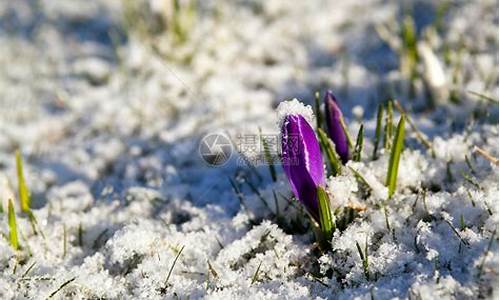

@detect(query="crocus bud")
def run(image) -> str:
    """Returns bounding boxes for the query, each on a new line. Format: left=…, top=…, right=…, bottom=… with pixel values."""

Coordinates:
left=281, top=114, right=325, bottom=221
left=324, top=91, right=349, bottom=163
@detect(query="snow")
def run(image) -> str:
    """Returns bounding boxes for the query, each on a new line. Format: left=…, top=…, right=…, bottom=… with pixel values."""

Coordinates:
left=276, top=98, right=316, bottom=131
left=0, top=0, right=498, bottom=299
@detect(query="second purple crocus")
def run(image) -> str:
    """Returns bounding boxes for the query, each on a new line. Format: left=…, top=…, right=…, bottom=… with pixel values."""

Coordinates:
left=281, top=114, right=325, bottom=221
left=324, top=91, right=349, bottom=163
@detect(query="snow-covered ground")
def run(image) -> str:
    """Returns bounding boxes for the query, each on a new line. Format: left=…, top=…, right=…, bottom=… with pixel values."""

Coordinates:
left=0, top=0, right=498, bottom=299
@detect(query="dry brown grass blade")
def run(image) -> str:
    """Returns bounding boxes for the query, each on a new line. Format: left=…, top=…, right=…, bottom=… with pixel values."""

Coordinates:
left=473, top=146, right=499, bottom=166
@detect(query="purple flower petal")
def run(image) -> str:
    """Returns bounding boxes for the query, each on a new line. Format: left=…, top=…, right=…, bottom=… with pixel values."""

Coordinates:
left=281, top=114, right=325, bottom=220
left=324, top=91, right=349, bottom=163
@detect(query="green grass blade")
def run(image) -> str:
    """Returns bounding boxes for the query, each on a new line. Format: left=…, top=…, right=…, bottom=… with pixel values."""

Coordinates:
left=164, top=245, right=185, bottom=287
left=314, top=91, right=323, bottom=130
left=393, top=100, right=435, bottom=157
left=461, top=172, right=481, bottom=190
left=348, top=167, right=372, bottom=192
left=8, top=199, right=19, bottom=250
left=386, top=115, right=405, bottom=198
left=465, top=155, right=476, bottom=175
left=27, top=211, right=39, bottom=236
left=317, top=128, right=342, bottom=176
left=478, top=230, right=497, bottom=278
left=383, top=101, right=393, bottom=150
left=228, top=177, right=252, bottom=213
left=364, top=238, right=370, bottom=280
left=78, top=223, right=84, bottom=247
left=244, top=177, right=272, bottom=212
left=16, top=150, right=31, bottom=212
left=402, top=16, right=417, bottom=53
left=63, top=224, right=67, bottom=258
left=20, top=262, right=36, bottom=278
left=259, top=129, right=277, bottom=182
left=401, top=16, right=418, bottom=83
left=383, top=205, right=391, bottom=232
left=433, top=1, right=450, bottom=33
left=459, top=215, right=466, bottom=231
left=251, top=261, right=262, bottom=284
left=207, top=260, right=219, bottom=280
left=47, top=277, right=76, bottom=299
left=355, top=239, right=370, bottom=280
left=355, top=241, right=365, bottom=261
left=339, top=117, right=354, bottom=149
left=352, top=124, right=364, bottom=162
left=317, top=186, right=335, bottom=240
left=364, top=236, right=369, bottom=259
left=372, top=103, right=384, bottom=160
left=272, top=190, right=280, bottom=218
left=468, top=90, right=499, bottom=104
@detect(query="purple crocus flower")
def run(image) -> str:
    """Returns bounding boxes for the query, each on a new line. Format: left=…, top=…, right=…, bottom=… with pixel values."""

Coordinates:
left=281, top=114, right=325, bottom=221
left=324, top=91, right=349, bottom=163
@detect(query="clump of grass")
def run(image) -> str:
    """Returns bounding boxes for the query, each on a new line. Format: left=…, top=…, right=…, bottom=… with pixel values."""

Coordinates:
left=376, top=15, right=419, bottom=93
left=168, top=0, right=197, bottom=45
left=433, top=1, right=450, bottom=34
left=386, top=115, right=406, bottom=199
left=8, top=199, right=20, bottom=251
left=121, top=0, right=198, bottom=62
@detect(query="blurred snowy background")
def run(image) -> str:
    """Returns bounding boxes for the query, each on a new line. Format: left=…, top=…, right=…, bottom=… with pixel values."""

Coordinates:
left=0, top=0, right=498, bottom=299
